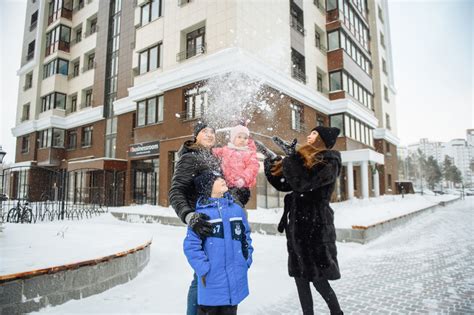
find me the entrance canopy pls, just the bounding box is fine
[340,149,384,200]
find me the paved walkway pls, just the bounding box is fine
[258,198,474,314]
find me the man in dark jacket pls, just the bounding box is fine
[169,122,222,315]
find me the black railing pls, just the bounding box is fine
[290,16,305,35]
[292,67,307,84]
[0,166,125,224]
[176,44,206,62]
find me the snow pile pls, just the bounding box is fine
[333,194,458,228]
[0,216,152,276]
[110,194,459,230]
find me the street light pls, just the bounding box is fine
[0,146,6,164]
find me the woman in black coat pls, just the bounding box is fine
[259,126,343,315]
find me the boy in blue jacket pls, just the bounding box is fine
[184,170,253,315]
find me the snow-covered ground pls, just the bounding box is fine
[26,197,472,314]
[110,194,459,229]
[0,217,152,276]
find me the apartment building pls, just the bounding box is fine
[11,0,400,207]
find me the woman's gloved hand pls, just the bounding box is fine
[272,136,298,156]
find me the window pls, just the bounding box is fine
[382,58,387,74]
[27,40,35,61]
[89,18,97,35]
[329,71,342,91]
[41,92,67,112]
[140,0,162,26]
[328,31,339,50]
[186,27,206,59]
[380,32,385,48]
[75,27,82,43]
[21,136,29,154]
[317,71,323,93]
[72,60,80,77]
[290,2,305,35]
[330,115,343,133]
[291,49,306,83]
[317,116,325,127]
[52,129,65,148]
[139,44,161,74]
[136,95,164,126]
[84,89,93,107]
[315,30,321,49]
[385,113,391,130]
[326,0,338,10]
[185,86,208,120]
[24,72,33,90]
[384,85,389,102]
[38,129,51,148]
[81,125,93,147]
[22,104,30,122]
[70,95,77,113]
[66,130,77,150]
[386,142,391,153]
[290,103,303,131]
[378,5,384,23]
[86,53,95,71]
[45,25,71,56]
[387,174,392,189]
[30,10,38,31]
[43,58,69,79]
[105,117,117,158]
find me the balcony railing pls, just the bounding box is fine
[26,51,34,61]
[45,41,70,57]
[176,43,206,62]
[292,68,307,84]
[47,8,72,25]
[29,21,37,32]
[178,0,192,6]
[313,0,326,15]
[82,62,96,73]
[290,16,305,35]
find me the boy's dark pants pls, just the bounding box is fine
[197,305,238,315]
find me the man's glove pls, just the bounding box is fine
[188,212,213,237]
[254,139,278,160]
[272,136,297,156]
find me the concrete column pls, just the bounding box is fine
[361,160,369,199]
[373,168,380,197]
[347,162,354,200]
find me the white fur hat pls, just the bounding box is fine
[230,125,250,143]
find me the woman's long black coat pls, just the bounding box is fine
[264,150,342,281]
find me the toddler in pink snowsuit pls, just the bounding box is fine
[213,125,260,207]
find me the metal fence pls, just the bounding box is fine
[0,166,125,224]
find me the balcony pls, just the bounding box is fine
[29,21,37,32]
[291,67,307,84]
[290,16,305,35]
[26,51,34,62]
[176,44,206,62]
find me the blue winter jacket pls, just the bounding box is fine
[183,193,253,306]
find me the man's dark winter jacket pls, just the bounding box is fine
[169,140,221,223]
[264,150,342,281]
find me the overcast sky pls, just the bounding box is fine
[0,0,472,164]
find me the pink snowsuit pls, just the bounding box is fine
[213,139,260,188]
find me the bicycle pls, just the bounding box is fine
[7,200,33,224]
